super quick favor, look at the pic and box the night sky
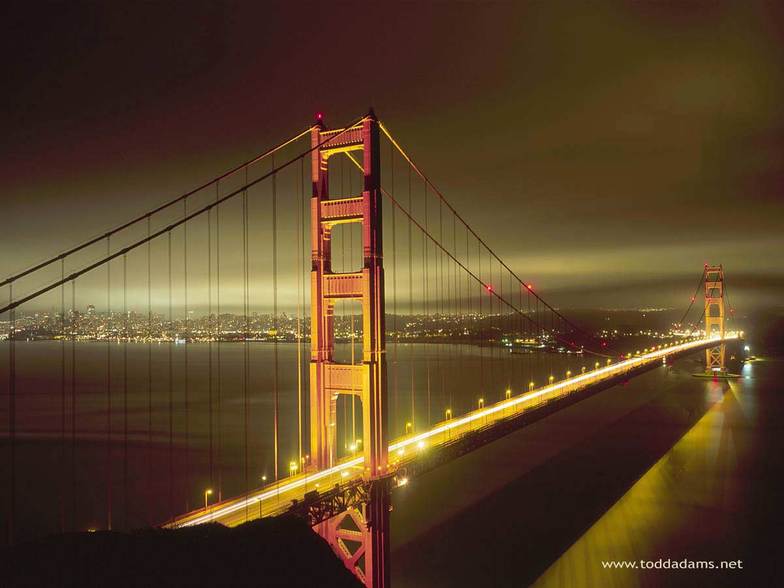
[3,1,783,311]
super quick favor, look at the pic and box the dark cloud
[2,1,782,313]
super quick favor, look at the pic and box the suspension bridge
[0,112,739,586]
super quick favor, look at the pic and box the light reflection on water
[532,368,756,587]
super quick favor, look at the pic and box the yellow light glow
[170,334,738,530]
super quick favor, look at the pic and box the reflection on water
[391,347,778,587]
[533,376,751,587]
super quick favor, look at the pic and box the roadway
[168,334,739,529]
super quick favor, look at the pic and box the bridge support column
[313,480,390,587]
[704,265,726,374]
[310,112,389,586]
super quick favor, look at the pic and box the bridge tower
[704,264,726,373]
[309,112,389,587]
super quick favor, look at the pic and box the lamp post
[258,475,267,517]
[204,488,213,513]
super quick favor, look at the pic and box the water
[0,340,585,543]
[389,347,783,587]
[2,337,781,586]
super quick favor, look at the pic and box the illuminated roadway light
[174,335,737,528]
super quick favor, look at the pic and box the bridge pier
[309,112,389,587]
[312,480,390,587]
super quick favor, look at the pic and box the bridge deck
[169,335,737,529]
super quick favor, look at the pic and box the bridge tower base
[314,481,390,587]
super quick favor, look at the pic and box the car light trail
[173,334,738,528]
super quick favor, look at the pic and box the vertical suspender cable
[390,145,398,432]
[272,156,280,482]
[147,216,153,525]
[438,198,445,417]
[423,182,430,426]
[106,237,112,530]
[296,157,304,466]
[451,213,457,411]
[183,200,190,512]
[408,165,414,431]
[8,283,15,544]
[60,261,65,533]
[167,231,173,523]
[208,206,214,492]
[478,239,484,401]
[242,166,249,519]
[70,280,76,531]
[123,253,128,528]
[216,182,222,501]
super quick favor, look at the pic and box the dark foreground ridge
[1,515,362,588]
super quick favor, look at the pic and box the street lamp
[445,408,452,420]
[204,488,213,513]
[259,475,267,517]
[548,375,554,385]
[405,421,413,435]
[505,389,511,400]
[566,370,571,379]
[595,361,600,370]
[581,366,586,374]
[289,461,298,477]
[529,381,534,392]
[478,398,484,409]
